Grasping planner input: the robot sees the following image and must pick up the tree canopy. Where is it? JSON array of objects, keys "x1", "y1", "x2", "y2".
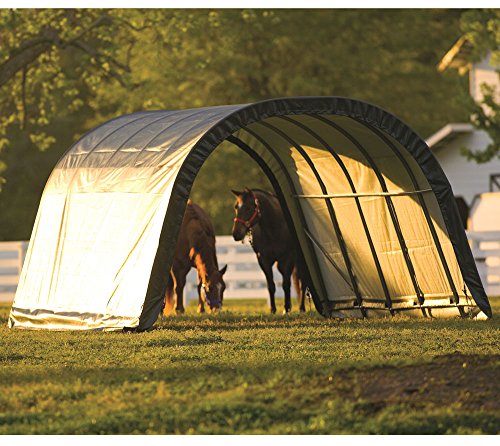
[
  {"x1": 0, "y1": 9, "x2": 471, "y2": 238},
  {"x1": 459, "y1": 9, "x2": 500, "y2": 163}
]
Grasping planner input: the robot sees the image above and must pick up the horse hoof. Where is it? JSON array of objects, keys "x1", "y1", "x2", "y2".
[
  {"x1": 270, "y1": 308, "x2": 276, "y2": 314},
  {"x1": 197, "y1": 306, "x2": 205, "y2": 314},
  {"x1": 175, "y1": 308, "x2": 185, "y2": 315},
  {"x1": 283, "y1": 308, "x2": 291, "y2": 315}
]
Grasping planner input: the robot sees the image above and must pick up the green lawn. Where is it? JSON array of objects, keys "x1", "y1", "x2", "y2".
[{"x1": 0, "y1": 298, "x2": 499, "y2": 434}]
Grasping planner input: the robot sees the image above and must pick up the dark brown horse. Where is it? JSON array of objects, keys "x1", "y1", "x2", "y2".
[
  {"x1": 164, "y1": 199, "x2": 227, "y2": 315},
  {"x1": 231, "y1": 188, "x2": 307, "y2": 313}
]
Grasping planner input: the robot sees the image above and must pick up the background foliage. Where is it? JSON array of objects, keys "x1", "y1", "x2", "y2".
[
  {"x1": 459, "y1": 9, "x2": 500, "y2": 163},
  {"x1": 0, "y1": 9, "x2": 475, "y2": 237}
]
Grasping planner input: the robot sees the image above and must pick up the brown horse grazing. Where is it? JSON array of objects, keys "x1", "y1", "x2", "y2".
[
  {"x1": 231, "y1": 188, "x2": 307, "y2": 314},
  {"x1": 164, "y1": 199, "x2": 227, "y2": 315}
]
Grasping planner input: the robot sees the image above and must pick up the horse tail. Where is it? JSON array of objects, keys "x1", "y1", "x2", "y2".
[{"x1": 294, "y1": 255, "x2": 309, "y2": 312}]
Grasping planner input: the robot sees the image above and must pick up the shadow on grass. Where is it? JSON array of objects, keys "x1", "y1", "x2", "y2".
[{"x1": 1, "y1": 352, "x2": 498, "y2": 434}]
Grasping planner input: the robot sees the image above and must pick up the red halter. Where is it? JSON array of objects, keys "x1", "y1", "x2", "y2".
[{"x1": 234, "y1": 191, "x2": 261, "y2": 228}]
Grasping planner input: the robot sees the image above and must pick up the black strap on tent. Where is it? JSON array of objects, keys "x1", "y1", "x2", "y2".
[
  {"x1": 229, "y1": 131, "x2": 332, "y2": 315},
  {"x1": 313, "y1": 115, "x2": 425, "y2": 306},
  {"x1": 303, "y1": 227, "x2": 355, "y2": 291},
  {"x1": 356, "y1": 122, "x2": 460, "y2": 304},
  {"x1": 295, "y1": 190, "x2": 432, "y2": 198},
  {"x1": 256, "y1": 121, "x2": 364, "y2": 312},
  {"x1": 277, "y1": 115, "x2": 393, "y2": 311}
]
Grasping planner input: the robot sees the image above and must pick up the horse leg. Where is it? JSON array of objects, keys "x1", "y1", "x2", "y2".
[
  {"x1": 163, "y1": 271, "x2": 175, "y2": 316},
  {"x1": 197, "y1": 280, "x2": 205, "y2": 313},
  {"x1": 292, "y1": 267, "x2": 306, "y2": 312},
  {"x1": 172, "y1": 264, "x2": 189, "y2": 314},
  {"x1": 278, "y1": 259, "x2": 293, "y2": 314},
  {"x1": 259, "y1": 258, "x2": 276, "y2": 314},
  {"x1": 301, "y1": 286, "x2": 307, "y2": 312}
]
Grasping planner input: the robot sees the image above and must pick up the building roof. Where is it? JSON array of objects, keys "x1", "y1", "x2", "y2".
[{"x1": 426, "y1": 123, "x2": 474, "y2": 150}]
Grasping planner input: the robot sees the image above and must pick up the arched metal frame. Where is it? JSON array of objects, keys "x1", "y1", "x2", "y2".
[
  {"x1": 276, "y1": 115, "x2": 393, "y2": 311},
  {"x1": 139, "y1": 97, "x2": 491, "y2": 329},
  {"x1": 313, "y1": 116, "x2": 426, "y2": 307}
]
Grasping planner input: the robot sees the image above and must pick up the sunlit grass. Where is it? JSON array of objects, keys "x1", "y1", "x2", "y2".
[{"x1": 0, "y1": 297, "x2": 498, "y2": 434}]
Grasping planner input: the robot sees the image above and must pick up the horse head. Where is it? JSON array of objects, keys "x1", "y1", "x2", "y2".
[
  {"x1": 231, "y1": 187, "x2": 261, "y2": 241},
  {"x1": 200, "y1": 265, "x2": 227, "y2": 311}
]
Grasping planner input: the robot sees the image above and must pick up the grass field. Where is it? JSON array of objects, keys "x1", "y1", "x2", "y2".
[{"x1": 0, "y1": 298, "x2": 499, "y2": 434}]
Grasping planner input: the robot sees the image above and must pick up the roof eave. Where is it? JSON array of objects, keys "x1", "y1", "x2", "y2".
[{"x1": 426, "y1": 123, "x2": 474, "y2": 150}]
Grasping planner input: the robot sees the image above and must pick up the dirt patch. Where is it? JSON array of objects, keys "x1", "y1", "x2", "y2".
[{"x1": 337, "y1": 354, "x2": 500, "y2": 412}]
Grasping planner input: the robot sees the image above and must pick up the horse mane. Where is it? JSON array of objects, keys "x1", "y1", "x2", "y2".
[
  {"x1": 185, "y1": 200, "x2": 218, "y2": 275},
  {"x1": 186, "y1": 200, "x2": 216, "y2": 240},
  {"x1": 250, "y1": 188, "x2": 276, "y2": 198}
]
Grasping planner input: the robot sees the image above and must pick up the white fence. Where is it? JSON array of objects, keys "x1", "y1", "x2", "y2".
[
  {"x1": 0, "y1": 237, "x2": 286, "y2": 305},
  {"x1": 0, "y1": 241, "x2": 28, "y2": 302},
  {"x1": 2, "y1": 232, "x2": 499, "y2": 304},
  {"x1": 466, "y1": 230, "x2": 500, "y2": 296},
  {"x1": 183, "y1": 235, "x2": 289, "y2": 303}
]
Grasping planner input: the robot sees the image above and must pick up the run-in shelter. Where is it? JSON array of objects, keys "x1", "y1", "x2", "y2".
[{"x1": 9, "y1": 97, "x2": 492, "y2": 330}]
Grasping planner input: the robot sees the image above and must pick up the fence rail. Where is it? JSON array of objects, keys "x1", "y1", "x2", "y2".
[
  {"x1": 466, "y1": 230, "x2": 500, "y2": 296},
  {"x1": 2, "y1": 232, "x2": 499, "y2": 304},
  {"x1": 0, "y1": 241, "x2": 28, "y2": 302},
  {"x1": 183, "y1": 235, "x2": 289, "y2": 303}
]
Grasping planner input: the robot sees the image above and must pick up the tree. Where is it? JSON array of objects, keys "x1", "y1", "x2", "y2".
[
  {"x1": 0, "y1": 9, "x2": 469, "y2": 238},
  {"x1": 459, "y1": 9, "x2": 500, "y2": 163},
  {"x1": 0, "y1": 9, "x2": 188, "y2": 184}
]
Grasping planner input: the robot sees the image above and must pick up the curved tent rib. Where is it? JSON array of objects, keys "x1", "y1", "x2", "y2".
[
  {"x1": 8, "y1": 97, "x2": 492, "y2": 332},
  {"x1": 277, "y1": 115, "x2": 393, "y2": 311},
  {"x1": 314, "y1": 115, "x2": 425, "y2": 307}
]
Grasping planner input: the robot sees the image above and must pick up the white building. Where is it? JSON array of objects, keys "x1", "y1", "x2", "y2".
[{"x1": 426, "y1": 37, "x2": 500, "y2": 226}]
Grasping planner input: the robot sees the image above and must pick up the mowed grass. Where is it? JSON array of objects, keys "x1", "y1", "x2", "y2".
[{"x1": 0, "y1": 297, "x2": 499, "y2": 434}]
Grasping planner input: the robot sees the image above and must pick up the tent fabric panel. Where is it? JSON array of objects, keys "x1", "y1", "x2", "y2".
[
  {"x1": 286, "y1": 116, "x2": 419, "y2": 300},
  {"x1": 59, "y1": 111, "x2": 159, "y2": 159},
  {"x1": 354, "y1": 196, "x2": 418, "y2": 299},
  {"x1": 265, "y1": 117, "x2": 389, "y2": 300},
  {"x1": 13, "y1": 190, "x2": 170, "y2": 329},
  {"x1": 377, "y1": 131, "x2": 469, "y2": 300},
  {"x1": 421, "y1": 191, "x2": 469, "y2": 296},
  {"x1": 390, "y1": 194, "x2": 455, "y2": 298},
  {"x1": 12, "y1": 192, "x2": 66, "y2": 311},
  {"x1": 8, "y1": 307, "x2": 139, "y2": 331},
  {"x1": 332, "y1": 116, "x2": 458, "y2": 300}
]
